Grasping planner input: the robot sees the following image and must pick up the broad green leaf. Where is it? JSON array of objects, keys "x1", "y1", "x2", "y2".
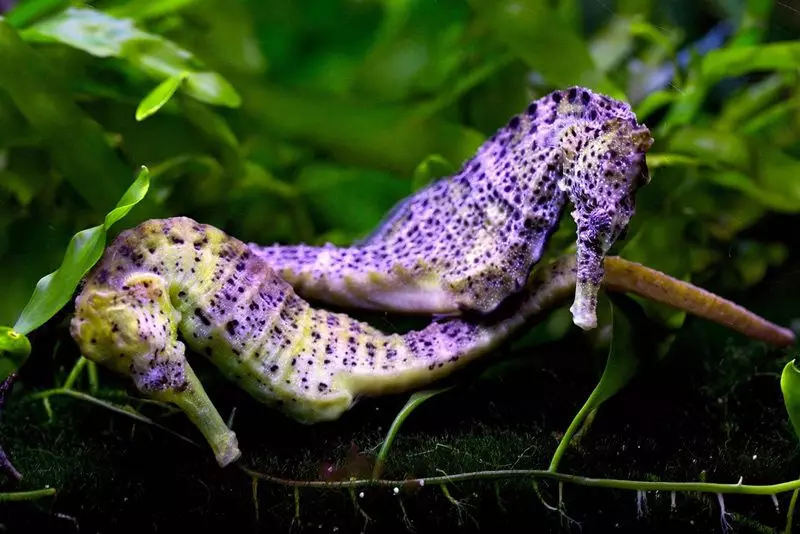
[
  {"x1": 13, "y1": 167, "x2": 151, "y2": 335},
  {"x1": 666, "y1": 127, "x2": 751, "y2": 170},
  {"x1": 240, "y1": 83, "x2": 485, "y2": 176},
  {"x1": 0, "y1": 327, "x2": 31, "y2": 383},
  {"x1": 633, "y1": 90, "x2": 677, "y2": 121},
  {"x1": 667, "y1": 127, "x2": 800, "y2": 213},
  {"x1": 716, "y1": 74, "x2": 788, "y2": 129},
  {"x1": 296, "y1": 164, "x2": 409, "y2": 237},
  {"x1": 136, "y1": 72, "x2": 189, "y2": 121},
  {"x1": 182, "y1": 72, "x2": 241, "y2": 108},
  {"x1": 708, "y1": 170, "x2": 800, "y2": 213},
  {"x1": 22, "y1": 8, "x2": 241, "y2": 108},
  {"x1": 781, "y1": 360, "x2": 800, "y2": 443},
  {"x1": 468, "y1": 0, "x2": 621, "y2": 97},
  {"x1": 411, "y1": 154, "x2": 454, "y2": 192},
  {"x1": 4, "y1": 0, "x2": 66, "y2": 28},
  {"x1": 588, "y1": 16, "x2": 636, "y2": 74},
  {"x1": 665, "y1": 42, "x2": 800, "y2": 128},
  {"x1": 106, "y1": 0, "x2": 201, "y2": 21},
  {"x1": 0, "y1": 18, "x2": 131, "y2": 210}
]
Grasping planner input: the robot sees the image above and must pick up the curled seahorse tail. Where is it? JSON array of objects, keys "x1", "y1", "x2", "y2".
[
  {"x1": 377, "y1": 253, "x2": 796, "y2": 397},
  {"x1": 342, "y1": 259, "x2": 580, "y2": 397},
  {"x1": 71, "y1": 220, "x2": 241, "y2": 467},
  {"x1": 602, "y1": 257, "x2": 796, "y2": 347}
]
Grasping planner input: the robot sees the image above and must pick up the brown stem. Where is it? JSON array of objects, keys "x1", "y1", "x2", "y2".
[{"x1": 603, "y1": 256, "x2": 796, "y2": 348}]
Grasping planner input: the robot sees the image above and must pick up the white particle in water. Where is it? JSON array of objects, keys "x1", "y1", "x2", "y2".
[
  {"x1": 419, "y1": 480, "x2": 425, "y2": 487},
  {"x1": 752, "y1": 454, "x2": 757, "y2": 460},
  {"x1": 393, "y1": 487, "x2": 399, "y2": 495},
  {"x1": 359, "y1": 492, "x2": 364, "y2": 498}
]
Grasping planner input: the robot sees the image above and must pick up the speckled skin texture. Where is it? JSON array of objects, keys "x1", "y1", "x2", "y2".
[
  {"x1": 70, "y1": 218, "x2": 797, "y2": 467},
  {"x1": 250, "y1": 86, "x2": 653, "y2": 330},
  {"x1": 70, "y1": 217, "x2": 577, "y2": 467}
]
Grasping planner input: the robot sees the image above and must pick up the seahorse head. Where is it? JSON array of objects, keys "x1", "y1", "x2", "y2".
[
  {"x1": 557, "y1": 92, "x2": 653, "y2": 246},
  {"x1": 552, "y1": 88, "x2": 654, "y2": 329},
  {"x1": 70, "y1": 273, "x2": 186, "y2": 393}
]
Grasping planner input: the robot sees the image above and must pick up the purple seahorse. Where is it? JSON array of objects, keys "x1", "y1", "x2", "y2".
[{"x1": 250, "y1": 87, "x2": 654, "y2": 330}]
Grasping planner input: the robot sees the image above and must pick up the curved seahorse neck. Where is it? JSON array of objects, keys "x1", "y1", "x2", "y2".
[
  {"x1": 469, "y1": 87, "x2": 653, "y2": 328},
  {"x1": 250, "y1": 87, "x2": 653, "y2": 332}
]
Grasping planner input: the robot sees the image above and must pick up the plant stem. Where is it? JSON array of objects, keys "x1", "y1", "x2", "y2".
[
  {"x1": 240, "y1": 464, "x2": 800, "y2": 497},
  {"x1": 0, "y1": 488, "x2": 56, "y2": 502}
]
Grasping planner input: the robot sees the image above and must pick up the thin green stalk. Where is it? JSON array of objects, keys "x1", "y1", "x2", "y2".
[
  {"x1": 61, "y1": 357, "x2": 87, "y2": 390},
  {"x1": 27, "y1": 388, "x2": 199, "y2": 447},
  {"x1": 372, "y1": 387, "x2": 452, "y2": 479},
  {"x1": 786, "y1": 483, "x2": 800, "y2": 534},
  {"x1": 0, "y1": 488, "x2": 56, "y2": 502},
  {"x1": 240, "y1": 465, "x2": 800, "y2": 497},
  {"x1": 548, "y1": 386, "x2": 600, "y2": 471}
]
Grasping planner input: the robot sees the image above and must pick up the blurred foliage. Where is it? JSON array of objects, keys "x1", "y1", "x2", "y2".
[
  {"x1": 0, "y1": 0, "x2": 798, "y2": 330},
  {"x1": 0, "y1": 0, "x2": 796, "y2": 330},
  {"x1": 0, "y1": 0, "x2": 800, "y2": 530}
]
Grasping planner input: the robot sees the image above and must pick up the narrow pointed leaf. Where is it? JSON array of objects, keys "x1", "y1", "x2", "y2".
[{"x1": 13, "y1": 168, "x2": 150, "y2": 335}]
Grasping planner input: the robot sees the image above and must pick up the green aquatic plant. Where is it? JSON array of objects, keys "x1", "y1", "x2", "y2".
[
  {"x1": 0, "y1": 167, "x2": 149, "y2": 497},
  {"x1": 0, "y1": 1, "x2": 799, "y2": 531}
]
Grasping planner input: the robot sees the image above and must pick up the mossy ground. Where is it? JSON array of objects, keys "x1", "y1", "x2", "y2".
[{"x1": 2, "y1": 229, "x2": 799, "y2": 534}]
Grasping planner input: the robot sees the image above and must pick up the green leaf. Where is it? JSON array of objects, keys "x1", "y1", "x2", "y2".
[
  {"x1": 4, "y1": 0, "x2": 67, "y2": 28},
  {"x1": 21, "y1": 7, "x2": 241, "y2": 108},
  {"x1": 411, "y1": 154, "x2": 454, "y2": 192},
  {"x1": 634, "y1": 89, "x2": 677, "y2": 121},
  {"x1": 781, "y1": 360, "x2": 800, "y2": 443},
  {"x1": 549, "y1": 299, "x2": 640, "y2": 472},
  {"x1": 666, "y1": 127, "x2": 800, "y2": 213},
  {"x1": 665, "y1": 42, "x2": 800, "y2": 128},
  {"x1": 136, "y1": 72, "x2": 189, "y2": 121},
  {"x1": 0, "y1": 327, "x2": 31, "y2": 382},
  {"x1": 241, "y1": 84, "x2": 485, "y2": 176},
  {"x1": 13, "y1": 167, "x2": 151, "y2": 335},
  {"x1": 666, "y1": 127, "x2": 751, "y2": 170},
  {"x1": 0, "y1": 18, "x2": 132, "y2": 210},
  {"x1": 716, "y1": 74, "x2": 788, "y2": 129},
  {"x1": 106, "y1": 0, "x2": 201, "y2": 21},
  {"x1": 182, "y1": 72, "x2": 242, "y2": 108},
  {"x1": 296, "y1": 164, "x2": 411, "y2": 237},
  {"x1": 468, "y1": 0, "x2": 621, "y2": 97},
  {"x1": 708, "y1": 170, "x2": 800, "y2": 213},
  {"x1": 372, "y1": 387, "x2": 453, "y2": 479}
]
